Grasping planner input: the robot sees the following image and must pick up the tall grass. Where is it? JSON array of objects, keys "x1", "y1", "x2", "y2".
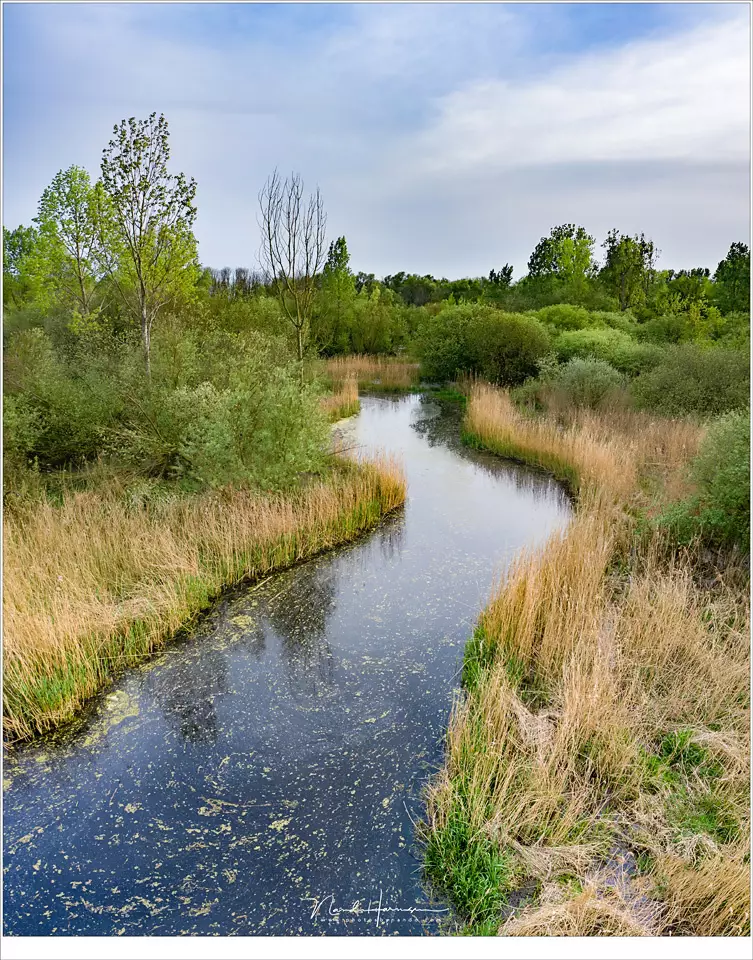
[
  {"x1": 424, "y1": 383, "x2": 749, "y2": 937},
  {"x1": 325, "y1": 354, "x2": 420, "y2": 391},
  {"x1": 320, "y1": 375, "x2": 360, "y2": 421},
  {"x1": 3, "y1": 455, "x2": 406, "y2": 742}
]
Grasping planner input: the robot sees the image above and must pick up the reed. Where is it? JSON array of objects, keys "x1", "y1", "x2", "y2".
[
  {"x1": 325, "y1": 354, "x2": 420, "y2": 391},
  {"x1": 3, "y1": 454, "x2": 406, "y2": 742},
  {"x1": 424, "y1": 382, "x2": 749, "y2": 937},
  {"x1": 320, "y1": 375, "x2": 360, "y2": 421}
]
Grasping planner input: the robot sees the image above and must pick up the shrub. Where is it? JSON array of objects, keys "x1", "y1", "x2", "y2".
[
  {"x1": 547, "y1": 357, "x2": 626, "y2": 408},
  {"x1": 535, "y1": 303, "x2": 602, "y2": 331},
  {"x1": 555, "y1": 328, "x2": 664, "y2": 377},
  {"x1": 115, "y1": 335, "x2": 329, "y2": 490},
  {"x1": 658, "y1": 410, "x2": 750, "y2": 550},
  {"x1": 469, "y1": 311, "x2": 551, "y2": 385},
  {"x1": 416, "y1": 304, "x2": 550, "y2": 385},
  {"x1": 631, "y1": 345, "x2": 749, "y2": 416}
]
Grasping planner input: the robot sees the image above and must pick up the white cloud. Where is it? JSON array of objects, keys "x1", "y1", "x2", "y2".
[
  {"x1": 405, "y1": 12, "x2": 750, "y2": 178},
  {"x1": 3, "y1": 4, "x2": 750, "y2": 276}
]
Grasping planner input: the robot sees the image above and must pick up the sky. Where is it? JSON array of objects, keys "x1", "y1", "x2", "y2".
[{"x1": 2, "y1": 2, "x2": 751, "y2": 278}]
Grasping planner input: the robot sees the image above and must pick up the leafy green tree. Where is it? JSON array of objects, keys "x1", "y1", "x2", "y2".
[
  {"x1": 100, "y1": 113, "x2": 199, "y2": 375},
  {"x1": 528, "y1": 224, "x2": 594, "y2": 279},
  {"x1": 314, "y1": 236, "x2": 356, "y2": 352},
  {"x1": 3, "y1": 225, "x2": 45, "y2": 309},
  {"x1": 713, "y1": 242, "x2": 750, "y2": 314},
  {"x1": 33, "y1": 166, "x2": 104, "y2": 318},
  {"x1": 600, "y1": 229, "x2": 657, "y2": 311},
  {"x1": 488, "y1": 265, "x2": 513, "y2": 287}
]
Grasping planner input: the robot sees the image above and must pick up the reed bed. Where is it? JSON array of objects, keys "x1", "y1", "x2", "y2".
[
  {"x1": 325, "y1": 354, "x2": 420, "y2": 391},
  {"x1": 3, "y1": 455, "x2": 406, "y2": 742},
  {"x1": 424, "y1": 383, "x2": 749, "y2": 937},
  {"x1": 319, "y1": 375, "x2": 360, "y2": 421}
]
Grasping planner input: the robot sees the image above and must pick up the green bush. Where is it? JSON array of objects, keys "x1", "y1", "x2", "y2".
[
  {"x1": 631, "y1": 345, "x2": 749, "y2": 416},
  {"x1": 469, "y1": 311, "x2": 551, "y2": 385},
  {"x1": 114, "y1": 333, "x2": 329, "y2": 490},
  {"x1": 3, "y1": 328, "x2": 127, "y2": 468},
  {"x1": 535, "y1": 303, "x2": 602, "y2": 331},
  {"x1": 548, "y1": 357, "x2": 626, "y2": 408},
  {"x1": 416, "y1": 304, "x2": 550, "y2": 384},
  {"x1": 658, "y1": 410, "x2": 750, "y2": 550},
  {"x1": 555, "y1": 328, "x2": 664, "y2": 376}
]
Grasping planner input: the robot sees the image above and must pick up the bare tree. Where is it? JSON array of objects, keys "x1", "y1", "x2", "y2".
[{"x1": 258, "y1": 170, "x2": 327, "y2": 362}]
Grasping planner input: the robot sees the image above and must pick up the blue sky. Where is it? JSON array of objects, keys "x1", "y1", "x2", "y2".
[{"x1": 3, "y1": 2, "x2": 750, "y2": 276}]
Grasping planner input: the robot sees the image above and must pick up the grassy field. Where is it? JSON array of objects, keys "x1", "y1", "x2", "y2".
[
  {"x1": 325, "y1": 354, "x2": 421, "y2": 391},
  {"x1": 3, "y1": 454, "x2": 406, "y2": 742},
  {"x1": 424, "y1": 383, "x2": 750, "y2": 936}
]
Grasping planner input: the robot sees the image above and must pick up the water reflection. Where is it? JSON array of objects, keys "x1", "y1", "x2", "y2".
[
  {"x1": 262, "y1": 560, "x2": 338, "y2": 699},
  {"x1": 150, "y1": 647, "x2": 229, "y2": 745}
]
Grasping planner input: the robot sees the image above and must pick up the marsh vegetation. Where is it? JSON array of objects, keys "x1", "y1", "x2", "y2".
[{"x1": 3, "y1": 111, "x2": 749, "y2": 938}]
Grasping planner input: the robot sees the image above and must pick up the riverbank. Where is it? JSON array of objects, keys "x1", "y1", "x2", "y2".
[
  {"x1": 3, "y1": 454, "x2": 406, "y2": 743},
  {"x1": 424, "y1": 383, "x2": 750, "y2": 936}
]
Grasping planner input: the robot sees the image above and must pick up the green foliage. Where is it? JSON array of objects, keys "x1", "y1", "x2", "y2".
[
  {"x1": 657, "y1": 410, "x2": 750, "y2": 550},
  {"x1": 313, "y1": 236, "x2": 357, "y2": 353},
  {"x1": 599, "y1": 229, "x2": 657, "y2": 311},
  {"x1": 554, "y1": 327, "x2": 663, "y2": 376},
  {"x1": 116, "y1": 333, "x2": 328, "y2": 489},
  {"x1": 713, "y1": 242, "x2": 750, "y2": 314},
  {"x1": 547, "y1": 357, "x2": 626, "y2": 408},
  {"x1": 33, "y1": 165, "x2": 104, "y2": 316},
  {"x1": 416, "y1": 304, "x2": 550, "y2": 384},
  {"x1": 527, "y1": 223, "x2": 596, "y2": 302},
  {"x1": 100, "y1": 112, "x2": 199, "y2": 369},
  {"x1": 535, "y1": 303, "x2": 601, "y2": 331},
  {"x1": 631, "y1": 345, "x2": 749, "y2": 417}
]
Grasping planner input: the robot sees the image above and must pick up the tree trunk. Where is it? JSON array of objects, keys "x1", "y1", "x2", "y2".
[{"x1": 141, "y1": 303, "x2": 151, "y2": 379}]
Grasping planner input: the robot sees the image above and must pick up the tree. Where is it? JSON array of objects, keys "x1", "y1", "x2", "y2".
[
  {"x1": 100, "y1": 113, "x2": 198, "y2": 375},
  {"x1": 258, "y1": 170, "x2": 327, "y2": 362},
  {"x1": 34, "y1": 165, "x2": 104, "y2": 317},
  {"x1": 488, "y1": 264, "x2": 513, "y2": 287},
  {"x1": 314, "y1": 236, "x2": 356, "y2": 353},
  {"x1": 600, "y1": 229, "x2": 658, "y2": 311},
  {"x1": 3, "y1": 225, "x2": 44, "y2": 308},
  {"x1": 713, "y1": 242, "x2": 750, "y2": 314},
  {"x1": 526, "y1": 224, "x2": 595, "y2": 301}
]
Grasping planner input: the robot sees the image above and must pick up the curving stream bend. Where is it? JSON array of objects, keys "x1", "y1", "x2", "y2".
[{"x1": 3, "y1": 393, "x2": 570, "y2": 936}]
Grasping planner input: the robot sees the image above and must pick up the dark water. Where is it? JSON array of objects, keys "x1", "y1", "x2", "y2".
[{"x1": 3, "y1": 394, "x2": 570, "y2": 936}]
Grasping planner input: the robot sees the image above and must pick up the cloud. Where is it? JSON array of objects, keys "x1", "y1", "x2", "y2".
[
  {"x1": 405, "y1": 12, "x2": 749, "y2": 179},
  {"x1": 3, "y1": 3, "x2": 750, "y2": 276}
]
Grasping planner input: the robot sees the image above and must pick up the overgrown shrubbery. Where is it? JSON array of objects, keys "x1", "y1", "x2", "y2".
[
  {"x1": 534, "y1": 303, "x2": 600, "y2": 331},
  {"x1": 3, "y1": 323, "x2": 329, "y2": 494},
  {"x1": 631, "y1": 345, "x2": 750, "y2": 417},
  {"x1": 416, "y1": 304, "x2": 550, "y2": 384},
  {"x1": 657, "y1": 410, "x2": 750, "y2": 550},
  {"x1": 554, "y1": 328, "x2": 663, "y2": 376},
  {"x1": 547, "y1": 357, "x2": 626, "y2": 408}
]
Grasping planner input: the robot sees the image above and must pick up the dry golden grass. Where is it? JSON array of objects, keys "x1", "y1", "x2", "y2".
[
  {"x1": 3, "y1": 455, "x2": 406, "y2": 742},
  {"x1": 425, "y1": 382, "x2": 749, "y2": 938},
  {"x1": 319, "y1": 375, "x2": 359, "y2": 421},
  {"x1": 325, "y1": 354, "x2": 420, "y2": 391}
]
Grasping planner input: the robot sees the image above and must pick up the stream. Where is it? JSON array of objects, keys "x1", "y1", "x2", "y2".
[{"x1": 3, "y1": 393, "x2": 570, "y2": 936}]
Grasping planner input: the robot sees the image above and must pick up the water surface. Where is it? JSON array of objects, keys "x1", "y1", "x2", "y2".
[{"x1": 3, "y1": 394, "x2": 570, "y2": 936}]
